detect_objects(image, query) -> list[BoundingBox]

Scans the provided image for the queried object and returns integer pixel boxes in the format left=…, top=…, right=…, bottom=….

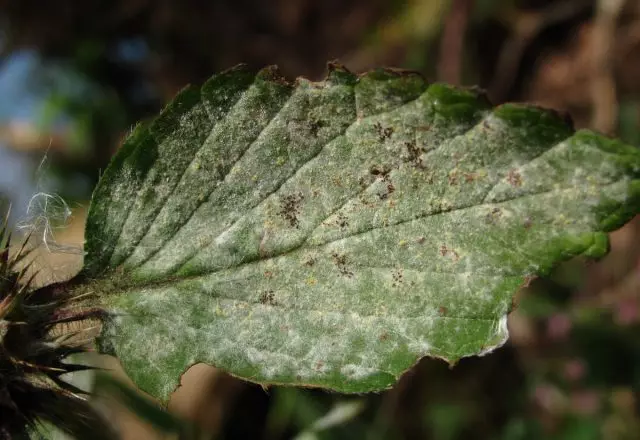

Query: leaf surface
left=79, top=64, right=640, bottom=400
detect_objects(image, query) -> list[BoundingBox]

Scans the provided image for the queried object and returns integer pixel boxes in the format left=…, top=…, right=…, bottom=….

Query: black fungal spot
left=259, top=290, right=277, bottom=306
left=370, top=165, right=395, bottom=200
left=387, top=182, right=395, bottom=195
left=336, top=213, right=349, bottom=228
left=303, top=257, right=316, bottom=267
left=331, top=252, right=354, bottom=278
left=485, top=207, right=502, bottom=224
left=309, top=118, right=327, bottom=137
left=439, top=245, right=460, bottom=262
left=370, top=164, right=391, bottom=177
left=373, top=122, right=394, bottom=141
left=448, top=170, right=459, bottom=186
left=378, top=181, right=396, bottom=200
left=391, top=268, right=403, bottom=287
left=279, top=192, right=304, bottom=228
left=507, top=169, right=523, bottom=187
left=403, top=140, right=425, bottom=168
left=463, top=172, right=477, bottom=183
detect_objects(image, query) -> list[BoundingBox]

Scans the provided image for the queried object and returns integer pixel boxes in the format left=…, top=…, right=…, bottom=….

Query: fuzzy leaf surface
left=78, top=64, right=640, bottom=400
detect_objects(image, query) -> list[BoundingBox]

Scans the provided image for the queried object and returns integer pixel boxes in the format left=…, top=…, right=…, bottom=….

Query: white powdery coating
left=91, top=70, right=640, bottom=398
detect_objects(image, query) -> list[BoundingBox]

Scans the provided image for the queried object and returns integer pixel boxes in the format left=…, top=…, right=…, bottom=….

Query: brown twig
left=437, top=0, right=473, bottom=84
left=590, top=0, right=626, bottom=134
left=489, top=0, right=593, bottom=102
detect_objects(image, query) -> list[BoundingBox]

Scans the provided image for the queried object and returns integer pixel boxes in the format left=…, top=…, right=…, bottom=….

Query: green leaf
left=76, top=63, right=640, bottom=401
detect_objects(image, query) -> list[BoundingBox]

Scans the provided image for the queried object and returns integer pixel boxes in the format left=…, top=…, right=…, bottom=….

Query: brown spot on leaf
left=370, top=166, right=395, bottom=200
left=374, top=122, right=394, bottom=141
left=315, top=361, right=324, bottom=370
left=507, top=169, right=523, bottom=187
left=279, top=192, right=304, bottom=228
left=309, top=118, right=326, bottom=137
left=379, top=332, right=390, bottom=342
left=448, top=170, right=459, bottom=186
left=370, top=164, right=391, bottom=177
left=464, top=172, right=477, bottom=183
left=259, top=290, right=277, bottom=306
left=392, top=268, right=403, bottom=287
left=485, top=207, right=502, bottom=224
left=439, top=245, right=460, bottom=262
left=438, top=306, right=448, bottom=316
left=336, top=213, right=349, bottom=228
left=379, top=181, right=396, bottom=200
left=331, top=252, right=354, bottom=278
left=403, top=140, right=425, bottom=168
left=263, top=270, right=273, bottom=278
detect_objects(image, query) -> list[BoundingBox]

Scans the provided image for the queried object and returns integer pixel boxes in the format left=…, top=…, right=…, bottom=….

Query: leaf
left=76, top=63, right=640, bottom=401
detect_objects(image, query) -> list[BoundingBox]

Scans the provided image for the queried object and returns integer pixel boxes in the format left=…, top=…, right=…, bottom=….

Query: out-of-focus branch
left=0, top=121, right=70, bottom=153
left=489, top=0, right=592, bottom=102
left=437, top=0, right=473, bottom=84
left=590, top=0, right=626, bottom=134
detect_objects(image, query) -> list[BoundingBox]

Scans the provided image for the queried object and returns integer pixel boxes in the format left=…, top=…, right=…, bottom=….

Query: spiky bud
left=0, top=215, right=115, bottom=439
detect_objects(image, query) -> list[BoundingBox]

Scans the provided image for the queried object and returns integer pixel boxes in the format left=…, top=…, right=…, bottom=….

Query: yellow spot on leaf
left=306, top=277, right=317, bottom=286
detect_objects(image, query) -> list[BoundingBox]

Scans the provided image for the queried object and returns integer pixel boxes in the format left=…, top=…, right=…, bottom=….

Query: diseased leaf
left=76, top=63, right=640, bottom=401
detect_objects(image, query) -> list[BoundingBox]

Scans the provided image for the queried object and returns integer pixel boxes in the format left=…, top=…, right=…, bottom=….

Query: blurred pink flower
left=533, top=384, right=565, bottom=414
left=614, top=298, right=638, bottom=326
left=563, top=359, right=587, bottom=382
left=546, top=313, right=572, bottom=340
left=570, top=390, right=600, bottom=416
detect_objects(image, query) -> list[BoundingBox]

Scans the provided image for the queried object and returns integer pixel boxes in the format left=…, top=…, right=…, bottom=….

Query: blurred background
left=0, top=0, right=639, bottom=438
